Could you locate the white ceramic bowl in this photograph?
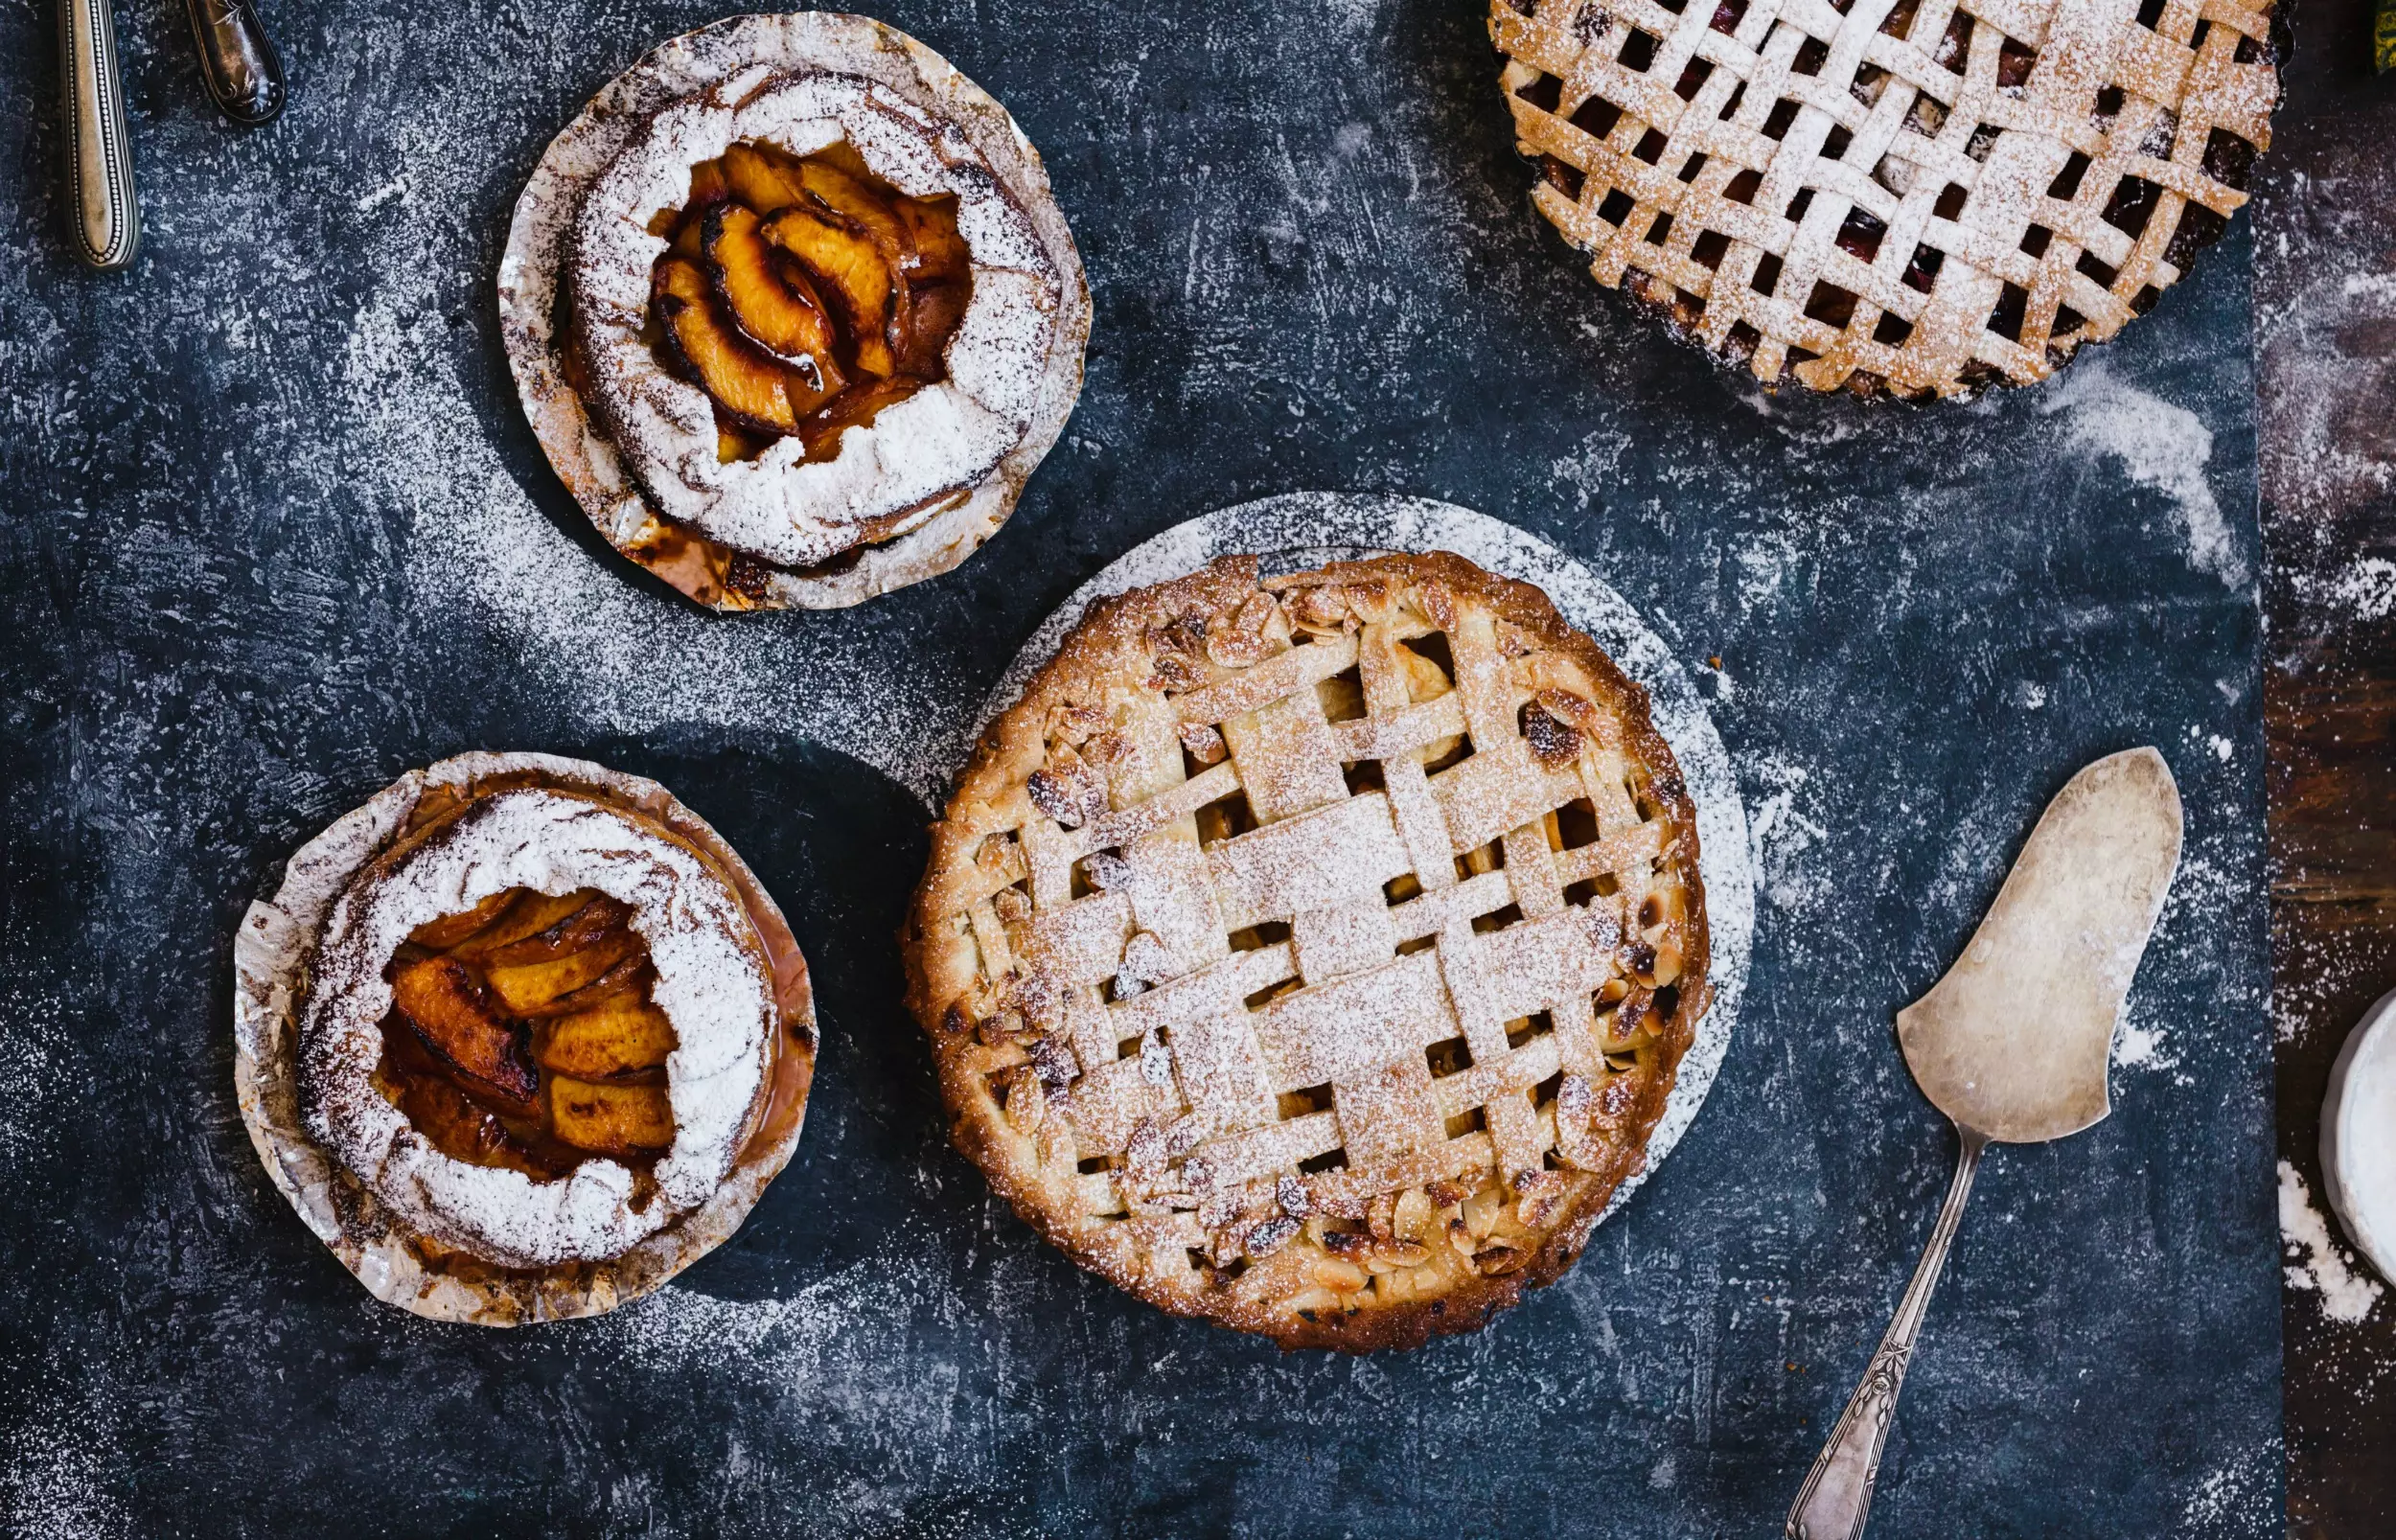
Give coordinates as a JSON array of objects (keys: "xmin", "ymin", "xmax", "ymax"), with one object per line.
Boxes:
[{"xmin": 2322, "ymin": 987, "xmax": 2396, "ymax": 1284}]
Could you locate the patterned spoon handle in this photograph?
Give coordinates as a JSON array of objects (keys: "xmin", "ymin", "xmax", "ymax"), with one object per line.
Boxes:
[
  {"xmin": 1785, "ymin": 1125, "xmax": 1988, "ymax": 1540},
  {"xmin": 59, "ymin": 0, "xmax": 139, "ymax": 270},
  {"xmin": 184, "ymin": 0, "xmax": 286, "ymax": 126}
]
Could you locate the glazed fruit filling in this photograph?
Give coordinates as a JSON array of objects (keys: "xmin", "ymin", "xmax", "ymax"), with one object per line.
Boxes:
[
  {"xmin": 647, "ymin": 139, "xmax": 973, "ymax": 464},
  {"xmin": 378, "ymin": 886, "xmax": 678, "ymax": 1178}
]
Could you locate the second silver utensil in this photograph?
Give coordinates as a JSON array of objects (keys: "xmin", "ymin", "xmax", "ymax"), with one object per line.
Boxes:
[{"xmin": 184, "ymin": 0, "xmax": 285, "ymax": 126}]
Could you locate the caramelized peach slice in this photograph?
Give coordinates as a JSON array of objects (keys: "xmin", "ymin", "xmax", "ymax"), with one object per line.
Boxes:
[
  {"xmin": 480, "ymin": 895, "xmax": 632, "ymax": 969},
  {"xmin": 550, "ymin": 1077, "xmax": 675, "ymax": 1159},
  {"xmin": 721, "ymin": 142, "xmax": 808, "ymax": 214},
  {"xmin": 897, "ymin": 279, "xmax": 969, "ymax": 377},
  {"xmin": 407, "ymin": 889, "xmax": 516, "ymax": 952},
  {"xmin": 797, "ymin": 157, "xmax": 910, "ymax": 259},
  {"xmin": 654, "ymin": 257, "xmax": 800, "ymax": 433},
  {"xmin": 393, "ymin": 1065, "xmax": 523, "ymax": 1169},
  {"xmin": 895, "ymin": 195, "xmax": 969, "ymax": 281},
  {"xmin": 688, "ymin": 157, "xmax": 729, "ymax": 208},
  {"xmin": 552, "ymin": 958, "xmax": 655, "ymax": 1022},
  {"xmin": 390, "ymin": 956, "xmax": 537, "ymax": 1107},
  {"xmin": 449, "ymin": 890, "xmax": 588, "ymax": 959},
  {"xmin": 703, "ymin": 204, "xmax": 841, "ymax": 378},
  {"xmin": 485, "ymin": 930, "xmax": 643, "ymax": 1017},
  {"xmin": 760, "ymin": 207, "xmax": 901, "ymax": 376},
  {"xmin": 537, "ymin": 999, "xmax": 677, "ymax": 1080}
]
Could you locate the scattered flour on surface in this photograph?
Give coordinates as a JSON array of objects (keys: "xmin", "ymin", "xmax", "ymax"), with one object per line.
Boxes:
[
  {"xmin": 2177, "ymin": 1447, "xmax": 2272, "ymax": 1537},
  {"xmin": 0, "ymin": 1380, "xmax": 129, "ymax": 1539},
  {"xmin": 1742, "ymin": 755, "xmax": 1830, "ymax": 916},
  {"xmin": 2040, "ymin": 364, "xmax": 2245, "ymax": 587},
  {"xmin": 0, "ymin": 986, "xmax": 70, "ymax": 1168},
  {"xmin": 2280, "ymin": 1160, "xmax": 2384, "ymax": 1324},
  {"xmin": 2112, "ymin": 1018, "xmax": 2179, "ymax": 1073},
  {"xmin": 2295, "ymin": 555, "xmax": 2396, "ymax": 624}
]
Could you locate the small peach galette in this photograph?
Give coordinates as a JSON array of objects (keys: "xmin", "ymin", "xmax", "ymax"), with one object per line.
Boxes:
[
  {"xmin": 504, "ymin": 14, "xmax": 1088, "ymax": 610},
  {"xmin": 234, "ymin": 754, "xmax": 816, "ymax": 1323}
]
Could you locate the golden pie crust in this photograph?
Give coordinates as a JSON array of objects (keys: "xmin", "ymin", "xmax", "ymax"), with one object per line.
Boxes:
[
  {"xmin": 500, "ymin": 12, "xmax": 1091, "ymax": 609},
  {"xmin": 235, "ymin": 753, "xmax": 817, "ymax": 1324},
  {"xmin": 904, "ymin": 554, "xmax": 1710, "ymax": 1349},
  {"xmin": 1491, "ymin": 0, "xmax": 2280, "ymax": 396}
]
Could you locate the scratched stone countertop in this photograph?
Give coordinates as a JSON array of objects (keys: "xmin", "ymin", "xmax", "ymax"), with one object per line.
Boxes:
[{"xmin": 0, "ymin": 0, "xmax": 2279, "ymax": 1535}]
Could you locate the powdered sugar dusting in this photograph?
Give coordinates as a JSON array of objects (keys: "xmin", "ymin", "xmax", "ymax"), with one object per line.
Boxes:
[
  {"xmin": 2281, "ymin": 1159, "xmax": 2384, "ymax": 1325},
  {"xmin": 300, "ymin": 786, "xmax": 774, "ymax": 1267},
  {"xmin": 974, "ymin": 494, "xmax": 1756, "ymax": 1227}
]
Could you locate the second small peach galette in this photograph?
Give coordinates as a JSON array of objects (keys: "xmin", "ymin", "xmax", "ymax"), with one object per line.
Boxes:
[{"xmin": 504, "ymin": 14, "xmax": 1089, "ymax": 610}]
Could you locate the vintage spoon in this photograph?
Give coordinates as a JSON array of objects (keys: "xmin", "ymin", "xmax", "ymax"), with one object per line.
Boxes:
[
  {"xmin": 183, "ymin": 0, "xmax": 285, "ymax": 126},
  {"xmin": 60, "ymin": 0, "xmax": 139, "ymax": 269},
  {"xmin": 1786, "ymin": 747, "xmax": 2184, "ymax": 1540}
]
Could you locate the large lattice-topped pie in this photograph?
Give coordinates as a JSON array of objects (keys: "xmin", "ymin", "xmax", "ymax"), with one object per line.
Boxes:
[
  {"xmin": 904, "ymin": 553, "xmax": 1710, "ymax": 1348},
  {"xmin": 1490, "ymin": 0, "xmax": 2279, "ymax": 396}
]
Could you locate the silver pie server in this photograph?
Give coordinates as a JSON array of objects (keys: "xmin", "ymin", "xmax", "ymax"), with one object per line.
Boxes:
[
  {"xmin": 1785, "ymin": 747, "xmax": 2184, "ymax": 1540},
  {"xmin": 60, "ymin": 0, "xmax": 139, "ymax": 269}
]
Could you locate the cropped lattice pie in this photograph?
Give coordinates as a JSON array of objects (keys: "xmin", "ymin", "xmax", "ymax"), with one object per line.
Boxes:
[
  {"xmin": 904, "ymin": 554, "xmax": 1710, "ymax": 1349},
  {"xmin": 502, "ymin": 13, "xmax": 1090, "ymax": 609},
  {"xmin": 234, "ymin": 753, "xmax": 817, "ymax": 1324},
  {"xmin": 1490, "ymin": 0, "xmax": 2280, "ymax": 396}
]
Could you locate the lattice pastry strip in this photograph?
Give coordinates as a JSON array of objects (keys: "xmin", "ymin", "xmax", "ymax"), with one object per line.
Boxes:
[
  {"xmin": 1490, "ymin": 0, "xmax": 2278, "ymax": 396},
  {"xmin": 905, "ymin": 552, "xmax": 1712, "ymax": 1349}
]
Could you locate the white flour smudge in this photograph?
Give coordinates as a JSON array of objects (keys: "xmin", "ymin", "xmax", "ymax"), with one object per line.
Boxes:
[
  {"xmin": 2280, "ymin": 1159, "xmax": 2384, "ymax": 1324},
  {"xmin": 2040, "ymin": 364, "xmax": 2245, "ymax": 587},
  {"xmin": 2295, "ymin": 555, "xmax": 2396, "ymax": 623},
  {"xmin": 2111, "ymin": 1017, "xmax": 2179, "ymax": 1072},
  {"xmin": 1743, "ymin": 756, "xmax": 1830, "ymax": 916},
  {"xmin": 2177, "ymin": 1447, "xmax": 2271, "ymax": 1536}
]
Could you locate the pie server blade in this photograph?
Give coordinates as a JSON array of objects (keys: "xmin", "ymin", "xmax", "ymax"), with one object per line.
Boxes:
[
  {"xmin": 1788, "ymin": 746, "xmax": 2183, "ymax": 1540},
  {"xmin": 1898, "ymin": 745, "xmax": 2184, "ymax": 1143}
]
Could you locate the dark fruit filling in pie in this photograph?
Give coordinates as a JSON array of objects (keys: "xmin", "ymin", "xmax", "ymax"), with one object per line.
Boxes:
[
  {"xmin": 378, "ymin": 886, "xmax": 679, "ymax": 1177},
  {"xmin": 646, "ymin": 140, "xmax": 973, "ymax": 464}
]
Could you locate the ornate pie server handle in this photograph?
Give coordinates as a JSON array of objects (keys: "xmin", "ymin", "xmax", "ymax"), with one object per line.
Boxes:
[
  {"xmin": 60, "ymin": 0, "xmax": 140, "ymax": 269},
  {"xmin": 1786, "ymin": 1125, "xmax": 1987, "ymax": 1540},
  {"xmin": 183, "ymin": 0, "xmax": 285, "ymax": 126}
]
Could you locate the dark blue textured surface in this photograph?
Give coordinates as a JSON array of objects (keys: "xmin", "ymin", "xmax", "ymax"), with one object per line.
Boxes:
[{"xmin": 0, "ymin": 0, "xmax": 2279, "ymax": 1534}]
